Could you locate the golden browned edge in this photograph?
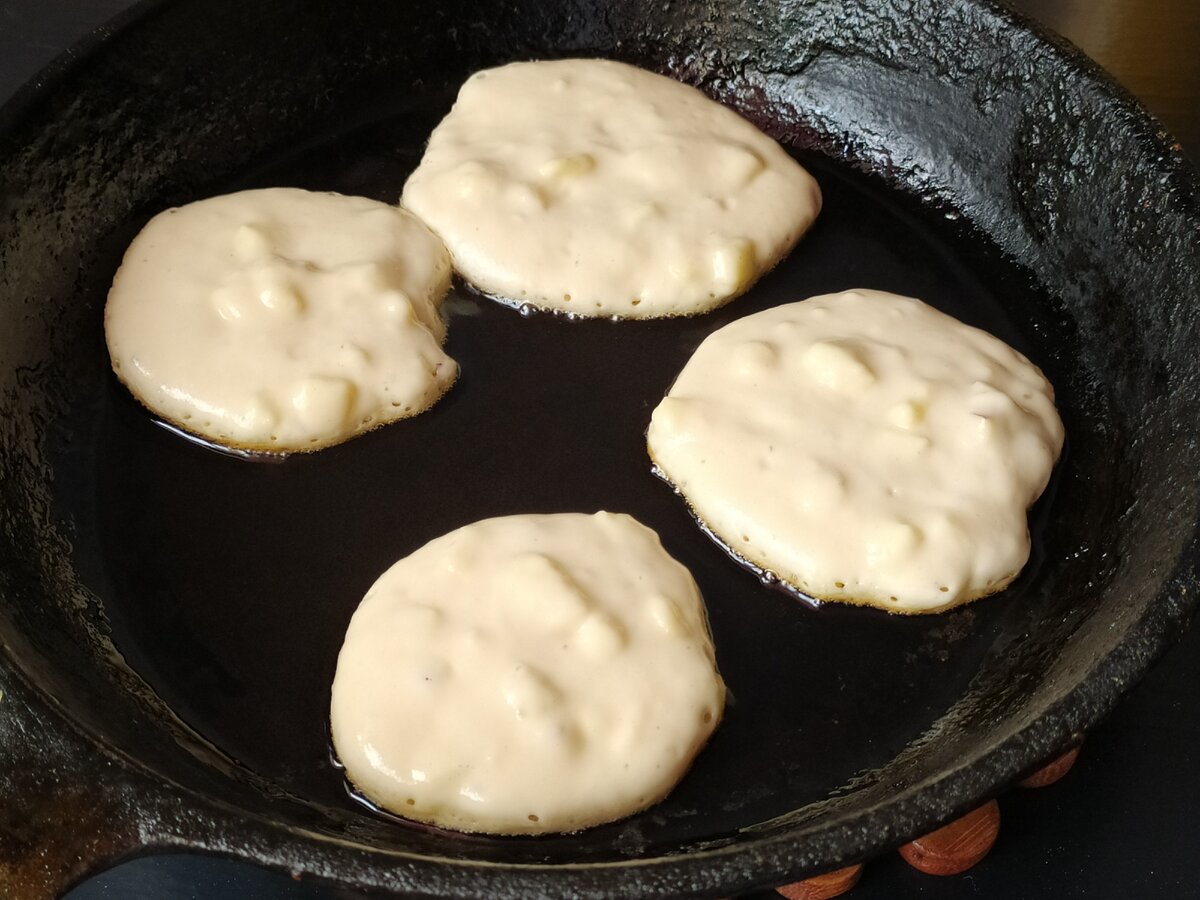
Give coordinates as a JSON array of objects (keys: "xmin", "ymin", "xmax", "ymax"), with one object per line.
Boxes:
[
  {"xmin": 440, "ymin": 189, "xmax": 822, "ymax": 322},
  {"xmin": 113, "ymin": 363, "xmax": 459, "ymax": 456},
  {"xmin": 330, "ymin": 682, "xmax": 728, "ymax": 837},
  {"xmin": 333, "ymin": 727, "xmax": 728, "ymax": 837},
  {"xmin": 645, "ymin": 445, "xmax": 1023, "ymax": 617},
  {"xmin": 102, "ymin": 260, "xmax": 459, "ymax": 456}
]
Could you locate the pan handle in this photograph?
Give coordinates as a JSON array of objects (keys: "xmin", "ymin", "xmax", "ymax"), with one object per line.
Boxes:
[{"xmin": 0, "ymin": 659, "xmax": 147, "ymax": 900}]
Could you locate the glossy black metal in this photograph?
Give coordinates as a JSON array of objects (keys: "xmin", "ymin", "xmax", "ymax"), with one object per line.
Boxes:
[{"xmin": 0, "ymin": 0, "xmax": 1197, "ymax": 898}]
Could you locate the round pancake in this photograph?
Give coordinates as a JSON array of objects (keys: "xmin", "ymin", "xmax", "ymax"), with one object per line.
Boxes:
[
  {"xmin": 330, "ymin": 511, "xmax": 726, "ymax": 834},
  {"xmin": 401, "ymin": 59, "xmax": 821, "ymax": 319}
]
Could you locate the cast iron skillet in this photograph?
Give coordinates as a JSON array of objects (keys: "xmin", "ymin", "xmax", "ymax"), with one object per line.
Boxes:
[{"xmin": 1, "ymin": 0, "xmax": 1198, "ymax": 897}]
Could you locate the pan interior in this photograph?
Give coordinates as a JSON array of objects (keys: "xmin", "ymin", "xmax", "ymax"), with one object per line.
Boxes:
[{"xmin": 45, "ymin": 86, "xmax": 1086, "ymax": 864}]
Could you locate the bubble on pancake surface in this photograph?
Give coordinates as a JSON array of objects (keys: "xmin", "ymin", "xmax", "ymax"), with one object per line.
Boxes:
[
  {"xmin": 647, "ymin": 289, "xmax": 1064, "ymax": 613},
  {"xmin": 104, "ymin": 188, "xmax": 456, "ymax": 452},
  {"xmin": 401, "ymin": 59, "xmax": 821, "ymax": 319},
  {"xmin": 330, "ymin": 512, "xmax": 726, "ymax": 834}
]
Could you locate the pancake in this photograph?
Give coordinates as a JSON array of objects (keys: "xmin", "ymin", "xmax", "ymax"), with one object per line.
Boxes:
[
  {"xmin": 401, "ymin": 59, "xmax": 821, "ymax": 318},
  {"xmin": 647, "ymin": 289, "xmax": 1065, "ymax": 613},
  {"xmin": 105, "ymin": 188, "xmax": 456, "ymax": 452},
  {"xmin": 330, "ymin": 511, "xmax": 726, "ymax": 834}
]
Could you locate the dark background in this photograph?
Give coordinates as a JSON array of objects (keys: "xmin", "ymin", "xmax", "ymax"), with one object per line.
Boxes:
[{"xmin": 1, "ymin": 1, "xmax": 1197, "ymax": 897}]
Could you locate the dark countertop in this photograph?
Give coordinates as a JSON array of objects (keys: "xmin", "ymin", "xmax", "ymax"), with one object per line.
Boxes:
[{"xmin": 1, "ymin": 2, "xmax": 1197, "ymax": 898}]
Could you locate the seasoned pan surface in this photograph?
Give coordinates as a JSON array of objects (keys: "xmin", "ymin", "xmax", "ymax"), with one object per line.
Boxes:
[
  {"xmin": 1, "ymin": 0, "xmax": 1197, "ymax": 897},
  {"xmin": 87, "ymin": 132, "xmax": 1064, "ymax": 857}
]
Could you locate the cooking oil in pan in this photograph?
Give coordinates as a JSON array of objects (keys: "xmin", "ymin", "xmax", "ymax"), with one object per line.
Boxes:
[{"xmin": 74, "ymin": 105, "xmax": 1071, "ymax": 858}]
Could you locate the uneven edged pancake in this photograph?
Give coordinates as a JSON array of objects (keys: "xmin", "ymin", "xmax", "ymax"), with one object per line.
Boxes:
[
  {"xmin": 401, "ymin": 59, "xmax": 821, "ymax": 319},
  {"xmin": 647, "ymin": 290, "xmax": 1065, "ymax": 613},
  {"xmin": 105, "ymin": 188, "xmax": 456, "ymax": 452}
]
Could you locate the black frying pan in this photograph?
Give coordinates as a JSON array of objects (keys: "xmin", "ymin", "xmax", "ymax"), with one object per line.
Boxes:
[{"xmin": 1, "ymin": 0, "xmax": 1198, "ymax": 898}]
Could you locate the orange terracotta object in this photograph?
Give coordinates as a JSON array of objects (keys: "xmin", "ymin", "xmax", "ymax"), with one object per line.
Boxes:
[
  {"xmin": 776, "ymin": 864, "xmax": 864, "ymax": 899},
  {"xmin": 1019, "ymin": 746, "xmax": 1081, "ymax": 788},
  {"xmin": 898, "ymin": 799, "xmax": 1001, "ymax": 876}
]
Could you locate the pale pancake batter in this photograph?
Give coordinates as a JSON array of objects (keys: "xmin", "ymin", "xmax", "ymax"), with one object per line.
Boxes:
[
  {"xmin": 401, "ymin": 59, "xmax": 821, "ymax": 318},
  {"xmin": 105, "ymin": 188, "xmax": 456, "ymax": 452},
  {"xmin": 330, "ymin": 512, "xmax": 726, "ymax": 834},
  {"xmin": 647, "ymin": 290, "xmax": 1065, "ymax": 613}
]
